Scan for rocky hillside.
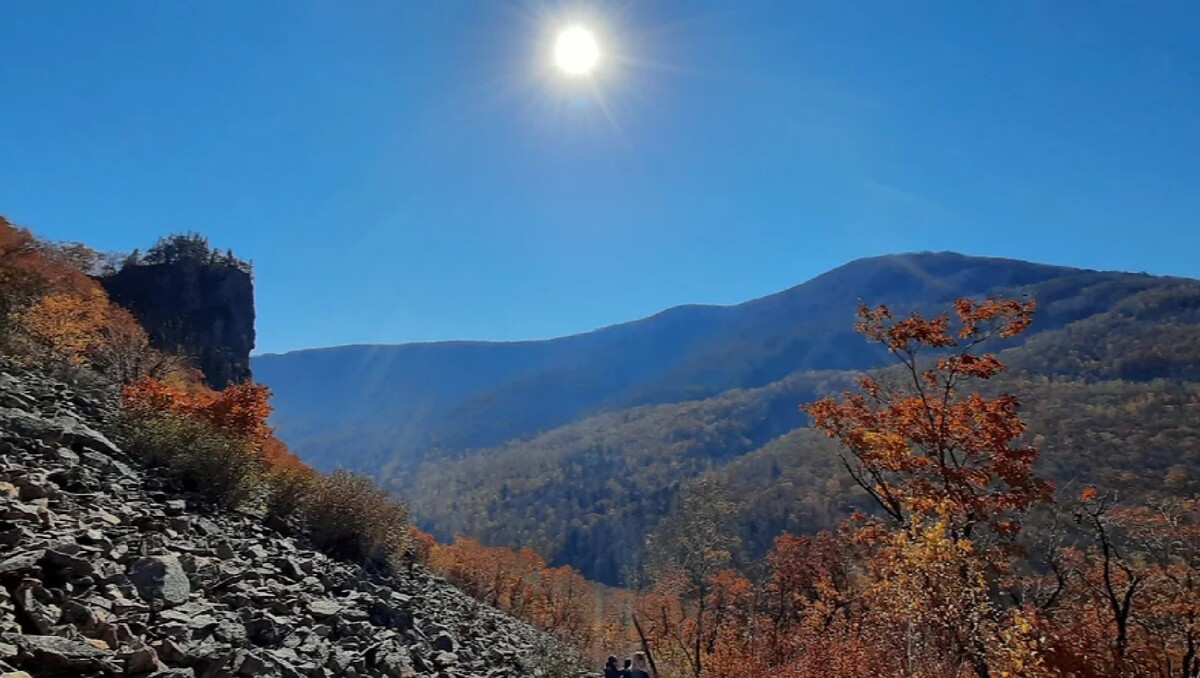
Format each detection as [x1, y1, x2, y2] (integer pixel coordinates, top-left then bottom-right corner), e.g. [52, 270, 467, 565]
[0, 365, 576, 677]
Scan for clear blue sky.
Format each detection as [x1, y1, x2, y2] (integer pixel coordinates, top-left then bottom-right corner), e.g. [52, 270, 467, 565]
[2, 2, 1197, 354]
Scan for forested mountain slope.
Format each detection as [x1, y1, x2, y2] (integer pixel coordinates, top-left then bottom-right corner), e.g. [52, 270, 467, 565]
[409, 282, 1200, 583]
[257, 252, 1200, 584]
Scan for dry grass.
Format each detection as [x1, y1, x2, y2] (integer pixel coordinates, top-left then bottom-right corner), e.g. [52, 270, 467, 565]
[300, 469, 411, 565]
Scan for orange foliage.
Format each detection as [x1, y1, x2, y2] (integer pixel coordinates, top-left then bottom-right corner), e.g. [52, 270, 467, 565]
[123, 376, 307, 473]
[17, 290, 109, 364]
[0, 217, 189, 384]
[426, 297, 1200, 678]
[0, 217, 97, 303]
[1042, 496, 1200, 676]
[429, 536, 616, 657]
[804, 296, 1050, 541]
[89, 305, 188, 384]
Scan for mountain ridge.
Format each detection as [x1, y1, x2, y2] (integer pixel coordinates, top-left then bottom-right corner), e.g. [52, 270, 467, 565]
[256, 251, 1200, 583]
[255, 251, 1182, 469]
[256, 250, 1108, 358]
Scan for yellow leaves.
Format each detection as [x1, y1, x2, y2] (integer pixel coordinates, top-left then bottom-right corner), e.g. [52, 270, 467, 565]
[859, 430, 911, 468]
[17, 290, 109, 364]
[1080, 486, 1098, 502]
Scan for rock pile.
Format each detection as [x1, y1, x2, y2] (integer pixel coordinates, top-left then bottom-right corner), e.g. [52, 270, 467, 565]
[0, 366, 575, 677]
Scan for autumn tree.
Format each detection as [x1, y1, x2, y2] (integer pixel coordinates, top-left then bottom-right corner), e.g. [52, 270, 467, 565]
[16, 290, 109, 365]
[803, 296, 1051, 677]
[40, 240, 106, 276]
[0, 219, 51, 322]
[0, 217, 100, 335]
[87, 305, 188, 384]
[640, 477, 740, 677]
[1048, 492, 1200, 676]
[804, 296, 1049, 540]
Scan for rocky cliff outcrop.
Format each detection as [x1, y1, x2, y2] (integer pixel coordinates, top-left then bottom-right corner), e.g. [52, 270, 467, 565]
[0, 365, 580, 677]
[98, 263, 254, 389]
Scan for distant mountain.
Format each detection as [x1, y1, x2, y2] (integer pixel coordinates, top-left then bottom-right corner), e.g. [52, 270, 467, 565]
[256, 252, 1200, 583]
[257, 252, 1107, 468]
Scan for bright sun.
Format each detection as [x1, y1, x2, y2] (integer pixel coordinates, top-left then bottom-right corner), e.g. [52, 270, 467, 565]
[554, 25, 600, 76]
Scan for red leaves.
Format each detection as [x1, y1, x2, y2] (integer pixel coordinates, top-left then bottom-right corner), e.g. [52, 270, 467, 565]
[955, 296, 1036, 339]
[856, 296, 1036, 355]
[804, 295, 1051, 538]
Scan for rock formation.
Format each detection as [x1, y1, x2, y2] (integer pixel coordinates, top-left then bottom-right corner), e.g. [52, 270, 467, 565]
[98, 263, 254, 390]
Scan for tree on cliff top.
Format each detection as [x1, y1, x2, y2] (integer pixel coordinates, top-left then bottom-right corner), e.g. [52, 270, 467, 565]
[142, 232, 251, 272]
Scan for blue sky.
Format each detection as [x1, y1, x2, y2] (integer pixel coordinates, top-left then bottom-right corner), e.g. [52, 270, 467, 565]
[1, 2, 1197, 354]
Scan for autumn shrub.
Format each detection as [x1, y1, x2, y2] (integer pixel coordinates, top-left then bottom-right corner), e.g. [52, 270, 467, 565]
[299, 469, 410, 565]
[263, 465, 317, 526]
[122, 413, 262, 507]
[405, 526, 435, 565]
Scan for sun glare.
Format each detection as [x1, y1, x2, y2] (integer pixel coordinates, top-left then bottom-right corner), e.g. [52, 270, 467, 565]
[554, 25, 600, 76]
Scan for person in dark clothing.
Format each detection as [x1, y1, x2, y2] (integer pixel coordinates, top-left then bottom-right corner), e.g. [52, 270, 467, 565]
[603, 655, 621, 678]
[628, 652, 651, 678]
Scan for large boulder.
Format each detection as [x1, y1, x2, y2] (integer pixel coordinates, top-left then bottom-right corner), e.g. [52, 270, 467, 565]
[129, 555, 191, 608]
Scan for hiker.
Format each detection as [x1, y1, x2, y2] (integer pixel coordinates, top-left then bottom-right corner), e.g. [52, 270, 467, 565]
[620, 658, 633, 678]
[628, 652, 651, 678]
[603, 655, 621, 678]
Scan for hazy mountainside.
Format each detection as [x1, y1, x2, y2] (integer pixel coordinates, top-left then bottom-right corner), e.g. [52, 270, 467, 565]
[257, 252, 1200, 584]
[255, 251, 1150, 474]
[409, 282, 1200, 584]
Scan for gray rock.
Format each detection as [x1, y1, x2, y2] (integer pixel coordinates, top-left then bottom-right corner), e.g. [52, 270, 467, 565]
[307, 599, 341, 617]
[7, 634, 114, 673]
[0, 407, 120, 457]
[237, 651, 269, 675]
[13, 581, 60, 635]
[0, 364, 565, 678]
[0, 552, 44, 581]
[433, 650, 459, 668]
[119, 642, 162, 673]
[129, 555, 191, 607]
[44, 547, 95, 578]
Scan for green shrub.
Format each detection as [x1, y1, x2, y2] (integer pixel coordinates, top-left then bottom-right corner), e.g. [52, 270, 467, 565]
[122, 413, 262, 507]
[300, 469, 410, 565]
